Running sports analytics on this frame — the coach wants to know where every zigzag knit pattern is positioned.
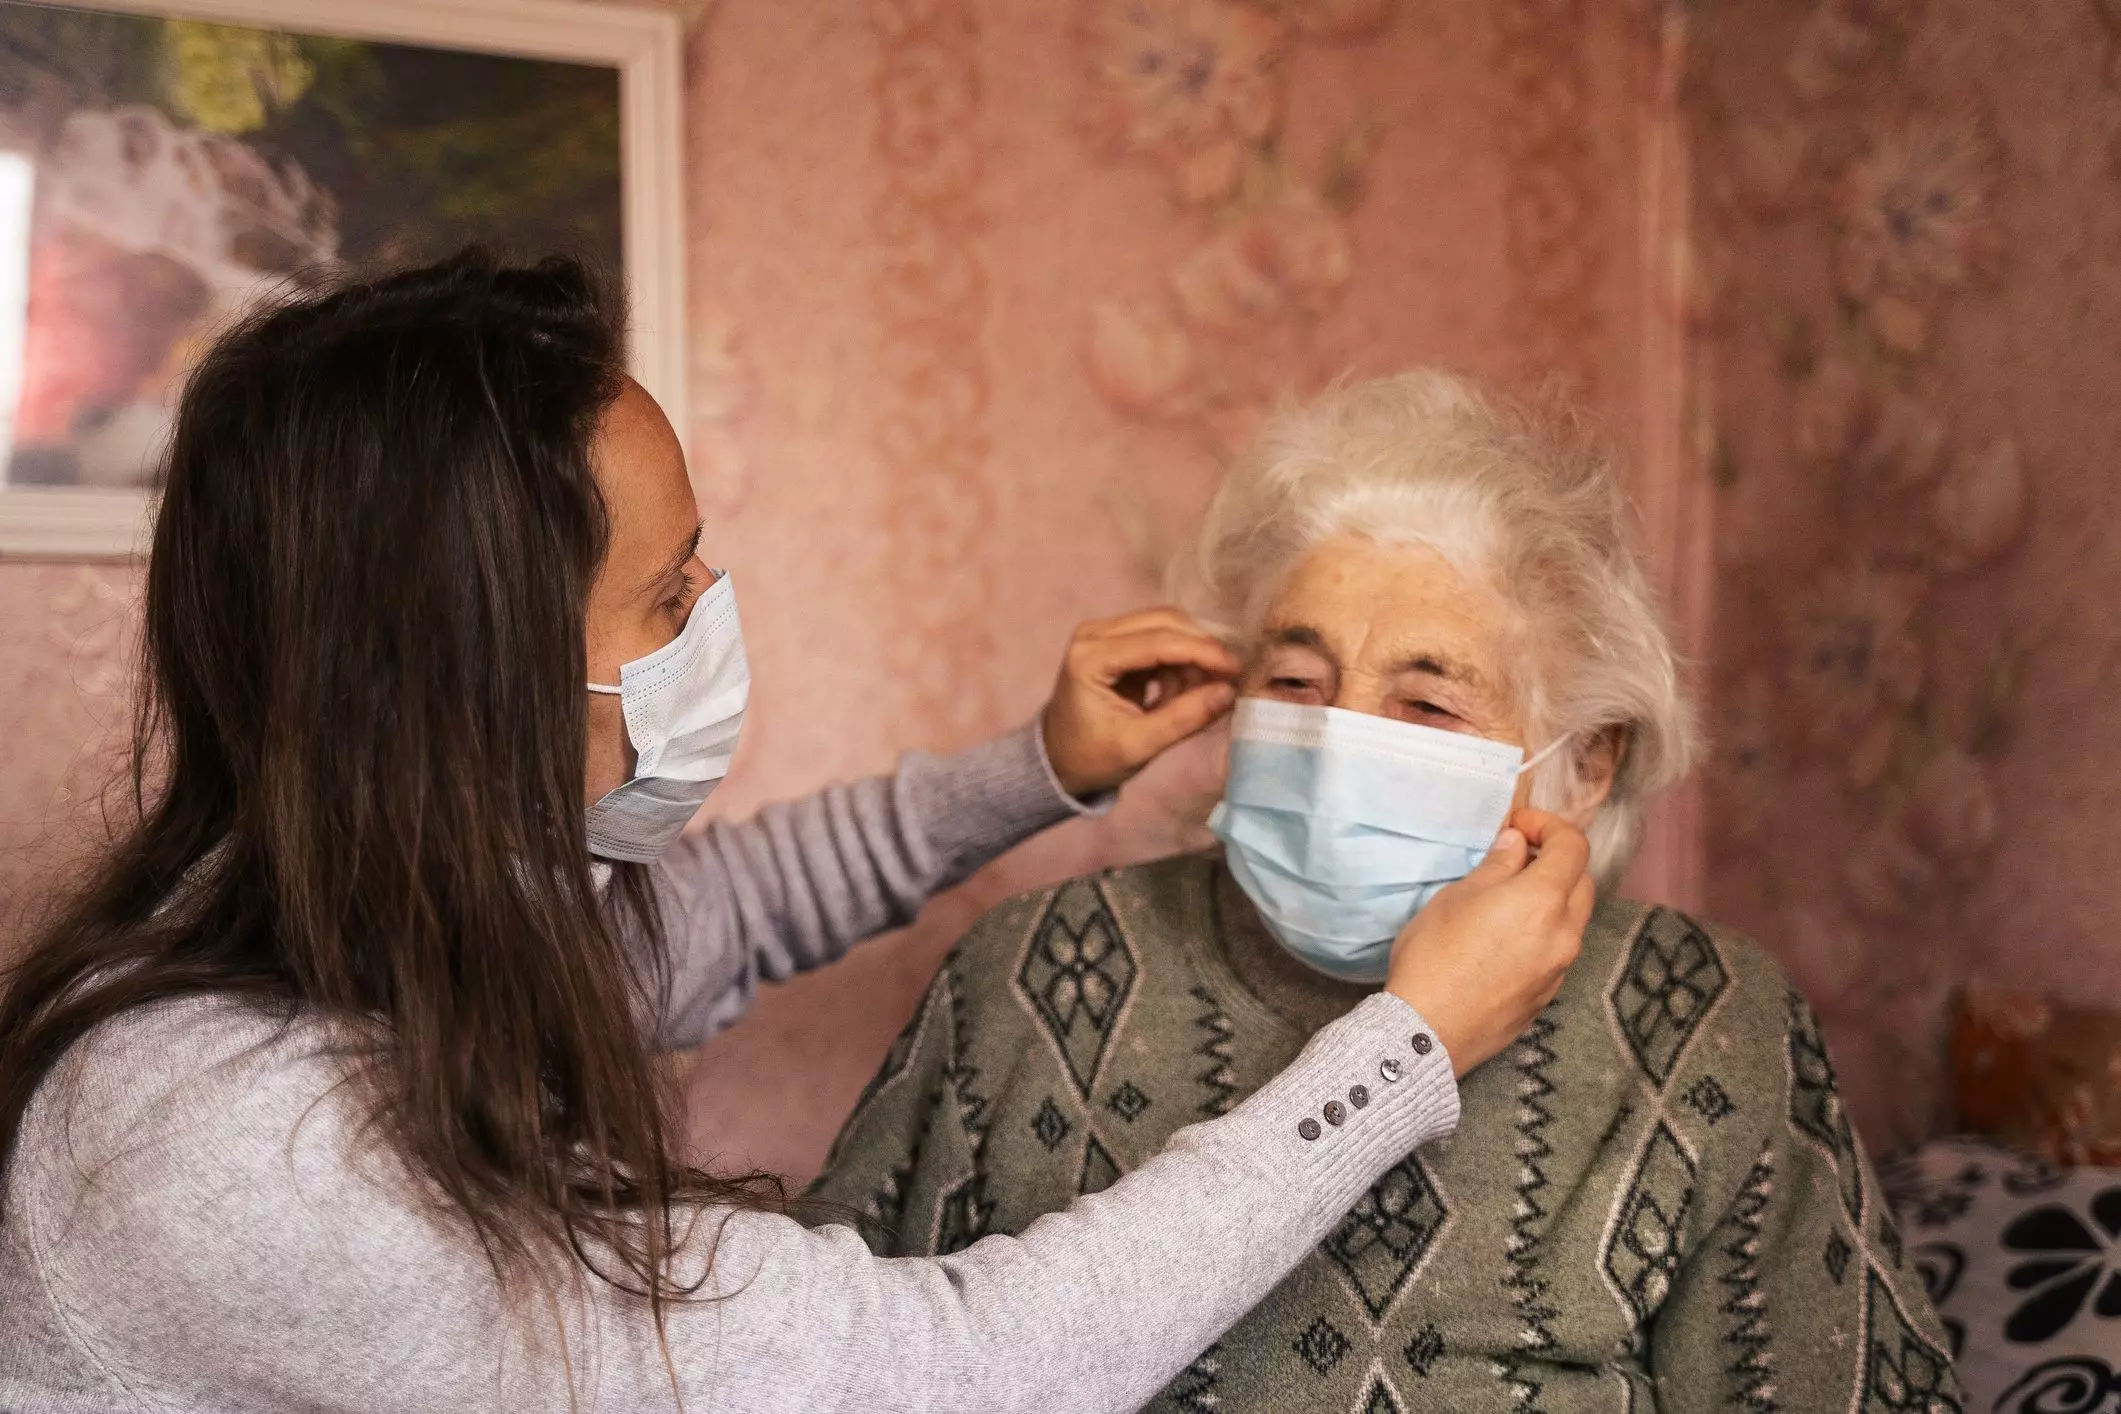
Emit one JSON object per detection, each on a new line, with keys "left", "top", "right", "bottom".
{"left": 809, "top": 858, "right": 1964, "bottom": 1412}
{"left": 1187, "top": 985, "right": 1241, "bottom": 1119}
{"left": 942, "top": 952, "right": 990, "bottom": 1149}
{"left": 1498, "top": 1010, "right": 1563, "bottom": 1411}
{"left": 1719, "top": 1150, "right": 1779, "bottom": 1412}
{"left": 1166, "top": 1343, "right": 1222, "bottom": 1413}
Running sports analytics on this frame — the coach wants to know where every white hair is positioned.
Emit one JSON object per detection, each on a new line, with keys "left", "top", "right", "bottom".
{"left": 1169, "top": 369, "right": 1698, "bottom": 886}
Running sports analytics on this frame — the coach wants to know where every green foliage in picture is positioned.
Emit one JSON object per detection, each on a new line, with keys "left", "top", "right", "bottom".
{"left": 0, "top": 5, "right": 623, "bottom": 271}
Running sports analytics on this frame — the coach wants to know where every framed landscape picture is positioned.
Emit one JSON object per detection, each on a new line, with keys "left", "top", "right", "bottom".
{"left": 0, "top": 0, "right": 684, "bottom": 557}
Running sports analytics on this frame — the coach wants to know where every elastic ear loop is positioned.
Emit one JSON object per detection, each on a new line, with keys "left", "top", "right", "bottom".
{"left": 1515, "top": 733, "right": 1574, "bottom": 777}
{"left": 584, "top": 569, "right": 732, "bottom": 695}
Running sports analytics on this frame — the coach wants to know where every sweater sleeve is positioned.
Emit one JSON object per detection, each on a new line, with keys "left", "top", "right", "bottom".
{"left": 12, "top": 993, "right": 1459, "bottom": 1414}
{"left": 650, "top": 720, "right": 1103, "bottom": 1049}
{"left": 1645, "top": 988, "right": 1963, "bottom": 1411}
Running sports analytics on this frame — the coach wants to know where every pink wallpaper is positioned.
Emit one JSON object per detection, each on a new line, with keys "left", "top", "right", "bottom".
{"left": 1689, "top": 0, "right": 2121, "bottom": 1151}
{"left": 0, "top": 0, "right": 1685, "bottom": 1184}
{"left": 0, "top": 561, "right": 138, "bottom": 943}
{"left": 669, "top": 0, "right": 1680, "bottom": 1181}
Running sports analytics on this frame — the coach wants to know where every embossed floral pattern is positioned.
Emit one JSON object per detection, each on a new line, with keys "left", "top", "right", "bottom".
{"left": 1786, "top": 0, "right": 1922, "bottom": 102}
{"left": 1267, "top": 0, "right": 1393, "bottom": 42}
{"left": 1786, "top": 0, "right": 1888, "bottom": 102}
{"left": 1074, "top": 0, "right": 1391, "bottom": 467}
{"left": 1901, "top": 748, "right": 1999, "bottom": 877}
{"left": 1695, "top": 0, "right": 2050, "bottom": 1163}
{"left": 1929, "top": 437, "right": 2027, "bottom": 573}
{"left": 1727, "top": 119, "right": 1818, "bottom": 217}
{"left": 1842, "top": 818, "right": 1939, "bottom": 922}
{"left": 1776, "top": 902, "right": 1873, "bottom": 1009}
{"left": 1085, "top": 297, "right": 1197, "bottom": 415}
{"left": 1707, "top": 674, "right": 1777, "bottom": 842}
{"left": 1079, "top": 0, "right": 1287, "bottom": 205}
{"left": 1786, "top": 566, "right": 1924, "bottom": 777}
{"left": 1169, "top": 187, "right": 1351, "bottom": 332}
{"left": 1837, "top": 116, "right": 2002, "bottom": 355}
{"left": 1795, "top": 360, "right": 1946, "bottom": 494}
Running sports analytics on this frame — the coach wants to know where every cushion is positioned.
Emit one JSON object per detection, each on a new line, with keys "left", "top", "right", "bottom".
{"left": 1954, "top": 986, "right": 2121, "bottom": 1166}
{"left": 1883, "top": 1136, "right": 2121, "bottom": 1411}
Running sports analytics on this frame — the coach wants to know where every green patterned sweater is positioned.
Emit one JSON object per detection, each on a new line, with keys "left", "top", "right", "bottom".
{"left": 810, "top": 854, "right": 1961, "bottom": 1413}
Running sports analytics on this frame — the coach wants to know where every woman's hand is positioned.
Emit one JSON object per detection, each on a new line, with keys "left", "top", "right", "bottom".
{"left": 1384, "top": 809, "right": 1595, "bottom": 1077}
{"left": 1040, "top": 608, "right": 1240, "bottom": 798}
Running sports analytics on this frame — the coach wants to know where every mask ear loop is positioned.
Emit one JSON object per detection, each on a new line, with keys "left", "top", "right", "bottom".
{"left": 584, "top": 569, "right": 733, "bottom": 696}
{"left": 1515, "top": 732, "right": 1574, "bottom": 778}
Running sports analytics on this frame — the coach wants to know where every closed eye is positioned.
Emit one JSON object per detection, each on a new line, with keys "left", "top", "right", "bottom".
{"left": 662, "top": 566, "right": 703, "bottom": 616}
{"left": 1396, "top": 696, "right": 1465, "bottom": 727}
{"left": 1251, "top": 636, "right": 1336, "bottom": 703}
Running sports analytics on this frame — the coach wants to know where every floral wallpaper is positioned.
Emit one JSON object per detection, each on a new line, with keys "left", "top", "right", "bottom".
{"left": 1690, "top": 0, "right": 2121, "bottom": 1151}
{"left": 663, "top": 0, "right": 1666, "bottom": 1182}
{"left": 0, "top": 562, "right": 139, "bottom": 940}
{"left": 1077, "top": 0, "right": 1387, "bottom": 464}
{"left": 0, "top": 0, "right": 1721, "bottom": 1188}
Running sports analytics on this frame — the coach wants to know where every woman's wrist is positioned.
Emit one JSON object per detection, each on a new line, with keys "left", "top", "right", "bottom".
{"left": 1218, "top": 991, "right": 1460, "bottom": 1224}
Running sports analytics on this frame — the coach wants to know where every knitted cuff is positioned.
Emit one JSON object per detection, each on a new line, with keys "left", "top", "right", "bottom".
{"left": 1031, "top": 715, "right": 1120, "bottom": 820}
{"left": 1224, "top": 991, "right": 1462, "bottom": 1226}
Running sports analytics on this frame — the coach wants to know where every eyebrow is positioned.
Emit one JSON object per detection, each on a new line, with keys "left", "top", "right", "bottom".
{"left": 638, "top": 520, "right": 703, "bottom": 598}
{"left": 1263, "top": 624, "right": 1488, "bottom": 690}
{"left": 1388, "top": 651, "right": 1489, "bottom": 690}
{"left": 1263, "top": 625, "right": 1338, "bottom": 665}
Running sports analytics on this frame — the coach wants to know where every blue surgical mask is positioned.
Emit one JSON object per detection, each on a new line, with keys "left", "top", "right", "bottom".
{"left": 1209, "top": 697, "right": 1566, "bottom": 983}
{"left": 584, "top": 572, "right": 749, "bottom": 863}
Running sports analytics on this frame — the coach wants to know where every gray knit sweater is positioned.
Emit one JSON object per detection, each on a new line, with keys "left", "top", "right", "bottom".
{"left": 813, "top": 853, "right": 1964, "bottom": 1412}
{"left": 0, "top": 724, "right": 1462, "bottom": 1413}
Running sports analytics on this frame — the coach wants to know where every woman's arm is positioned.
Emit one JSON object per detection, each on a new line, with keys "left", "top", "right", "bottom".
{"left": 650, "top": 720, "right": 1099, "bottom": 1048}
{"left": 9, "top": 993, "right": 1453, "bottom": 1414}
{"left": 648, "top": 609, "right": 1242, "bottom": 1050}
{"left": 666, "top": 992, "right": 1455, "bottom": 1412}
{"left": 10, "top": 818, "right": 1584, "bottom": 1414}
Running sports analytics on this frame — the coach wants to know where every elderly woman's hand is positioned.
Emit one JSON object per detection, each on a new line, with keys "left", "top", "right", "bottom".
{"left": 1383, "top": 809, "right": 1594, "bottom": 1078}
{"left": 1040, "top": 608, "right": 1240, "bottom": 798}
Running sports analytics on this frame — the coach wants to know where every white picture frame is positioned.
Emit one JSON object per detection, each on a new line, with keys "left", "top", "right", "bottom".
{"left": 0, "top": 0, "right": 686, "bottom": 559}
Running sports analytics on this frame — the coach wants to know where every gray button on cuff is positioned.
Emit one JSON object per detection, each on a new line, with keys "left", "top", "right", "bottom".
{"left": 1298, "top": 1117, "right": 1322, "bottom": 1141}
{"left": 1379, "top": 1057, "right": 1405, "bottom": 1082}
{"left": 1322, "top": 1099, "right": 1347, "bottom": 1126}
{"left": 1411, "top": 1032, "right": 1435, "bottom": 1056}
{"left": 1348, "top": 1084, "right": 1370, "bottom": 1109}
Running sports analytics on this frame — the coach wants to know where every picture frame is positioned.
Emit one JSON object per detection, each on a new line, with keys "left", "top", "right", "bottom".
{"left": 0, "top": 0, "right": 686, "bottom": 558}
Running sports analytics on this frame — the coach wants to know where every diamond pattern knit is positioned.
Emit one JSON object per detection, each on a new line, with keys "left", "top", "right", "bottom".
{"left": 812, "top": 854, "right": 1960, "bottom": 1412}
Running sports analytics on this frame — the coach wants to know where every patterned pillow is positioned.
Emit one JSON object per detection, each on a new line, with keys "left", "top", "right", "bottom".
{"left": 1883, "top": 1137, "right": 2121, "bottom": 1412}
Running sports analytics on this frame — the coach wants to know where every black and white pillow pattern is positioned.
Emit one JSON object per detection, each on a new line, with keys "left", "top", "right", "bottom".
{"left": 1883, "top": 1137, "right": 2121, "bottom": 1412}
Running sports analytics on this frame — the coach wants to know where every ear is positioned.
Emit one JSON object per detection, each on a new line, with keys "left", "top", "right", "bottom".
{"left": 1562, "top": 725, "right": 1628, "bottom": 827}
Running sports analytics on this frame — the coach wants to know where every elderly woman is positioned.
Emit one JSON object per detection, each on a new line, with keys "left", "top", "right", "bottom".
{"left": 812, "top": 371, "right": 1959, "bottom": 1412}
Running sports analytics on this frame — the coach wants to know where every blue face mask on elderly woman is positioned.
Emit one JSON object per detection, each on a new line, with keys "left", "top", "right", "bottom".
{"left": 1209, "top": 696, "right": 1567, "bottom": 983}
{"left": 584, "top": 571, "right": 749, "bottom": 862}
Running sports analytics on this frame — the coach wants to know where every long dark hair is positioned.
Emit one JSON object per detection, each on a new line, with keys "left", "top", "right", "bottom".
{"left": 0, "top": 249, "right": 780, "bottom": 1321}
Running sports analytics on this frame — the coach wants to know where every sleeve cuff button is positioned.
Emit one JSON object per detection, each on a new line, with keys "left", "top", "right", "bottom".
{"left": 1298, "top": 1117, "right": 1322, "bottom": 1141}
